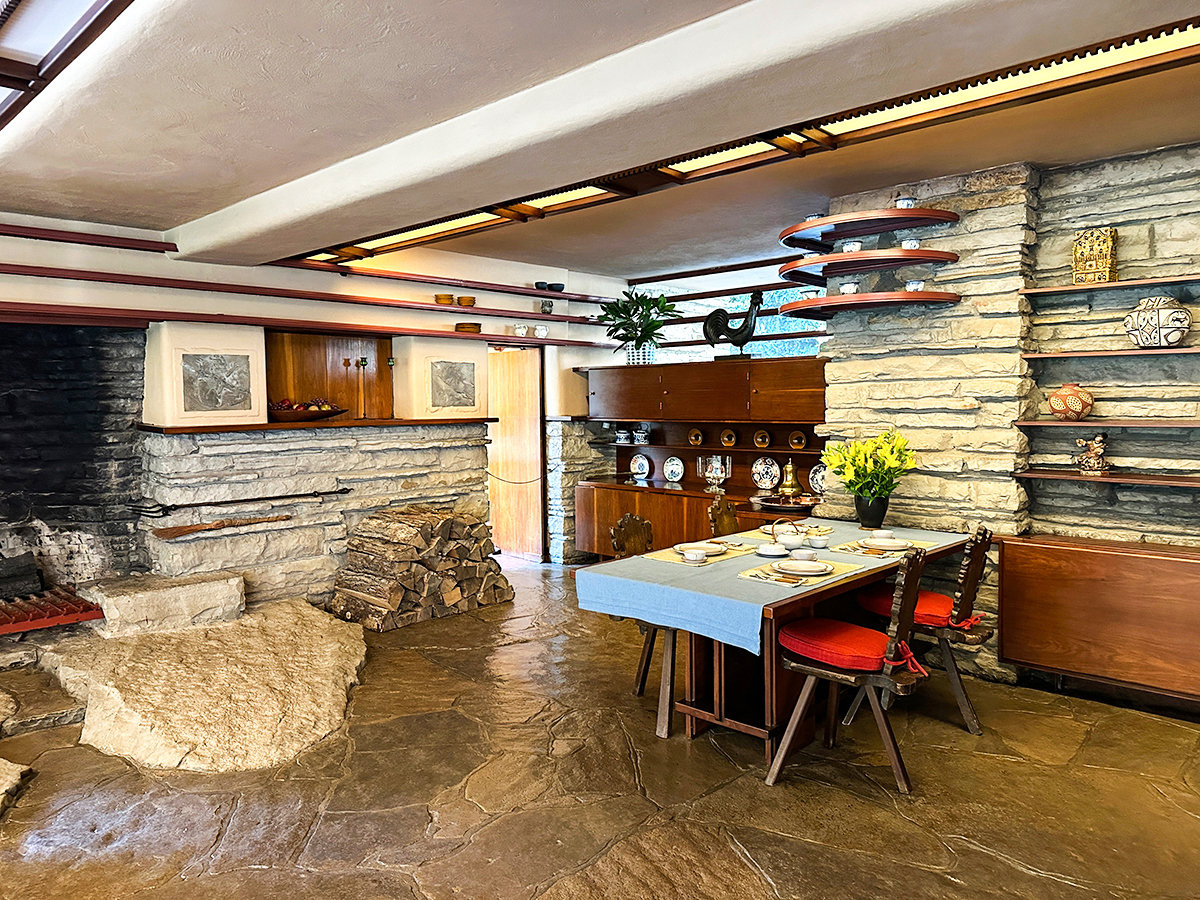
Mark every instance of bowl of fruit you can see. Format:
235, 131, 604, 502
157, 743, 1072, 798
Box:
268, 398, 347, 423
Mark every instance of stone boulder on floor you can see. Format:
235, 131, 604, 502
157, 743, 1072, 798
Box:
36, 599, 365, 772
80, 571, 245, 638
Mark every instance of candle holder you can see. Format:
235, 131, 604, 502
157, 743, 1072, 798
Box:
697, 455, 732, 493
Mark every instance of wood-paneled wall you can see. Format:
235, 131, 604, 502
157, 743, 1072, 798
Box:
265, 332, 393, 418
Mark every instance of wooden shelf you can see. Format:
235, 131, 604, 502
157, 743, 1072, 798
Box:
603, 442, 820, 454
1022, 346, 1200, 359
779, 248, 959, 282
1014, 468, 1200, 489
778, 208, 960, 248
138, 417, 497, 435
1021, 274, 1200, 297
778, 291, 961, 319
1015, 418, 1200, 428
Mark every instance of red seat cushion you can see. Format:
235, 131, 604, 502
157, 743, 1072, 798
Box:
778, 618, 888, 671
857, 583, 954, 627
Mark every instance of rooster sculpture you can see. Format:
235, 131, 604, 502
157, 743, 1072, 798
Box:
703, 291, 764, 349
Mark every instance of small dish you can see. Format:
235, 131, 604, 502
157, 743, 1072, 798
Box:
773, 559, 833, 576
456, 296, 476, 306
788, 430, 808, 450
720, 428, 737, 447
434, 293, 455, 304
629, 454, 652, 479
687, 428, 704, 446
753, 429, 771, 448
756, 543, 789, 557
807, 462, 828, 494
862, 538, 913, 552
674, 541, 725, 557
663, 456, 685, 483
807, 536, 830, 549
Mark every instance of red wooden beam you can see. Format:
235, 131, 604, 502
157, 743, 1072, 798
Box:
0, 223, 177, 253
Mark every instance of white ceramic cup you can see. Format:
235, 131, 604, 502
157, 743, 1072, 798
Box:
901, 238, 921, 250
683, 549, 707, 562
513, 324, 529, 337
789, 548, 818, 561
895, 196, 916, 209
805, 214, 822, 221
905, 280, 925, 292
807, 536, 830, 549
840, 281, 860, 294
872, 530, 894, 540
842, 240, 863, 253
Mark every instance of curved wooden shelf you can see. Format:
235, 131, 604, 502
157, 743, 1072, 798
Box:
778, 291, 961, 320
779, 248, 958, 281
779, 208, 960, 249
1014, 468, 1200, 489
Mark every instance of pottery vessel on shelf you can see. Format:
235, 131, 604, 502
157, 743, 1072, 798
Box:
1047, 383, 1094, 421
1123, 296, 1192, 348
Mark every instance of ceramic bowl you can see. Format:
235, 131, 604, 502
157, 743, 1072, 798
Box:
547, 283, 565, 292
807, 536, 830, 549
535, 281, 548, 290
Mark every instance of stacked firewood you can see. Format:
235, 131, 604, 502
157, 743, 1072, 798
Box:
331, 506, 514, 631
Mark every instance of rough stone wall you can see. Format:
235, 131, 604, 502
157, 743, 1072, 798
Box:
0, 325, 145, 584
138, 423, 489, 605
1027, 144, 1200, 545
545, 421, 615, 563
814, 163, 1041, 681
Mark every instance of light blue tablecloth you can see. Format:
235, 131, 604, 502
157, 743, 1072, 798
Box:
576, 517, 966, 654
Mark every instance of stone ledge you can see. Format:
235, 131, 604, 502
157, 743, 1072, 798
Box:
80, 571, 245, 638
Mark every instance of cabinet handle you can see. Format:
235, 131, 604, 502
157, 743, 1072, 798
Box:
752, 389, 758, 394
662, 390, 669, 394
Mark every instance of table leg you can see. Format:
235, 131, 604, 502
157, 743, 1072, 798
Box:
656, 628, 677, 738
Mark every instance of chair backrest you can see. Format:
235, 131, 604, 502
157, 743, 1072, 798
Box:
611, 513, 653, 558
883, 547, 928, 659
952, 525, 994, 621
709, 496, 740, 537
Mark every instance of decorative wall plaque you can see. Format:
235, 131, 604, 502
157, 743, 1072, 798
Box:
429, 360, 476, 409
1071, 227, 1118, 284
181, 354, 252, 412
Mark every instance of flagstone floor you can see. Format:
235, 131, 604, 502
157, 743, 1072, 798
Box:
1, 558, 1199, 899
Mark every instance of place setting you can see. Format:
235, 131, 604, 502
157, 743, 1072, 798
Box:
644, 539, 759, 567
830, 529, 936, 558
739, 547, 863, 586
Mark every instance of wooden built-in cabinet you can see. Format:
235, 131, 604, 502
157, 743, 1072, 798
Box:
265, 331, 394, 418
576, 356, 828, 555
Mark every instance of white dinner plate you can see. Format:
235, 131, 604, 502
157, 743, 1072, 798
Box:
673, 541, 726, 557
861, 538, 913, 551
758, 523, 806, 537
772, 559, 834, 576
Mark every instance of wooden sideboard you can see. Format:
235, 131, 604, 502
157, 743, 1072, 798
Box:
998, 535, 1200, 700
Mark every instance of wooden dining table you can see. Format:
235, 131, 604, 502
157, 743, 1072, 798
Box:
576, 517, 969, 762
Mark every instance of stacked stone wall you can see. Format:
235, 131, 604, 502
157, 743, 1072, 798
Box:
0, 325, 145, 583
1027, 144, 1200, 545
138, 424, 489, 605
545, 421, 615, 563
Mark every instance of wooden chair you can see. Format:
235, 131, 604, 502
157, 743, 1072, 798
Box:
845, 525, 994, 735
610, 513, 677, 738
709, 495, 740, 537
766, 549, 930, 793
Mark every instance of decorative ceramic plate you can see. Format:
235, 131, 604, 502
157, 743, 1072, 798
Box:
753, 429, 771, 448
687, 428, 704, 446
673, 541, 725, 557
755, 543, 789, 557
629, 454, 652, 479
751, 457, 781, 490
808, 462, 828, 494
788, 430, 808, 450
663, 456, 685, 483
720, 428, 737, 447
773, 559, 833, 576
862, 538, 912, 551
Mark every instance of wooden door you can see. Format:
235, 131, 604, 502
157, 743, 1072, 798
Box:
488, 348, 545, 560
749, 358, 826, 422
586, 365, 662, 420
660, 358, 750, 421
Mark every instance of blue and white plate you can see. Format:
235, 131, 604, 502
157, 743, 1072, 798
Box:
663, 456, 685, 483
751, 457, 781, 490
629, 454, 652, 479
808, 462, 828, 495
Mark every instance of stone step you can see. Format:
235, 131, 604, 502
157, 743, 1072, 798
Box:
0, 667, 86, 738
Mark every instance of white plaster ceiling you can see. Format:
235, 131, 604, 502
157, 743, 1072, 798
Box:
0, 0, 1197, 271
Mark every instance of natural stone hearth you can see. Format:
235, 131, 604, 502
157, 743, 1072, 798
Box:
35, 599, 365, 772
0, 755, 33, 819
332, 506, 514, 631
80, 571, 245, 637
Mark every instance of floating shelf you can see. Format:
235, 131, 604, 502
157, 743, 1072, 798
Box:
778, 208, 961, 249
779, 248, 959, 282
778, 291, 961, 320
1014, 468, 1200, 489
1014, 418, 1200, 428
1022, 347, 1200, 359
601, 442, 821, 454
138, 417, 498, 435
1021, 274, 1200, 297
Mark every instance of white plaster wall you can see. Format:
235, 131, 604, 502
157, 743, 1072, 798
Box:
143, 322, 267, 427
391, 336, 489, 419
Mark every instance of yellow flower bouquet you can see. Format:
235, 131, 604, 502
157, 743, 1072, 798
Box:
819, 431, 916, 499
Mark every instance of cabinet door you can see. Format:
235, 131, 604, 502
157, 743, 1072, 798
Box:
660, 359, 750, 421
749, 358, 826, 422
586, 366, 662, 420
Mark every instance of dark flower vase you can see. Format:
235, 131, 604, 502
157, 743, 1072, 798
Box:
854, 495, 889, 530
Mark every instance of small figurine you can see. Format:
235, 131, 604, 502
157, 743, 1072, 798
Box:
1074, 432, 1111, 475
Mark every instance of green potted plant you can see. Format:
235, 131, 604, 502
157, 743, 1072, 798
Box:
596, 290, 679, 362
819, 430, 916, 528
